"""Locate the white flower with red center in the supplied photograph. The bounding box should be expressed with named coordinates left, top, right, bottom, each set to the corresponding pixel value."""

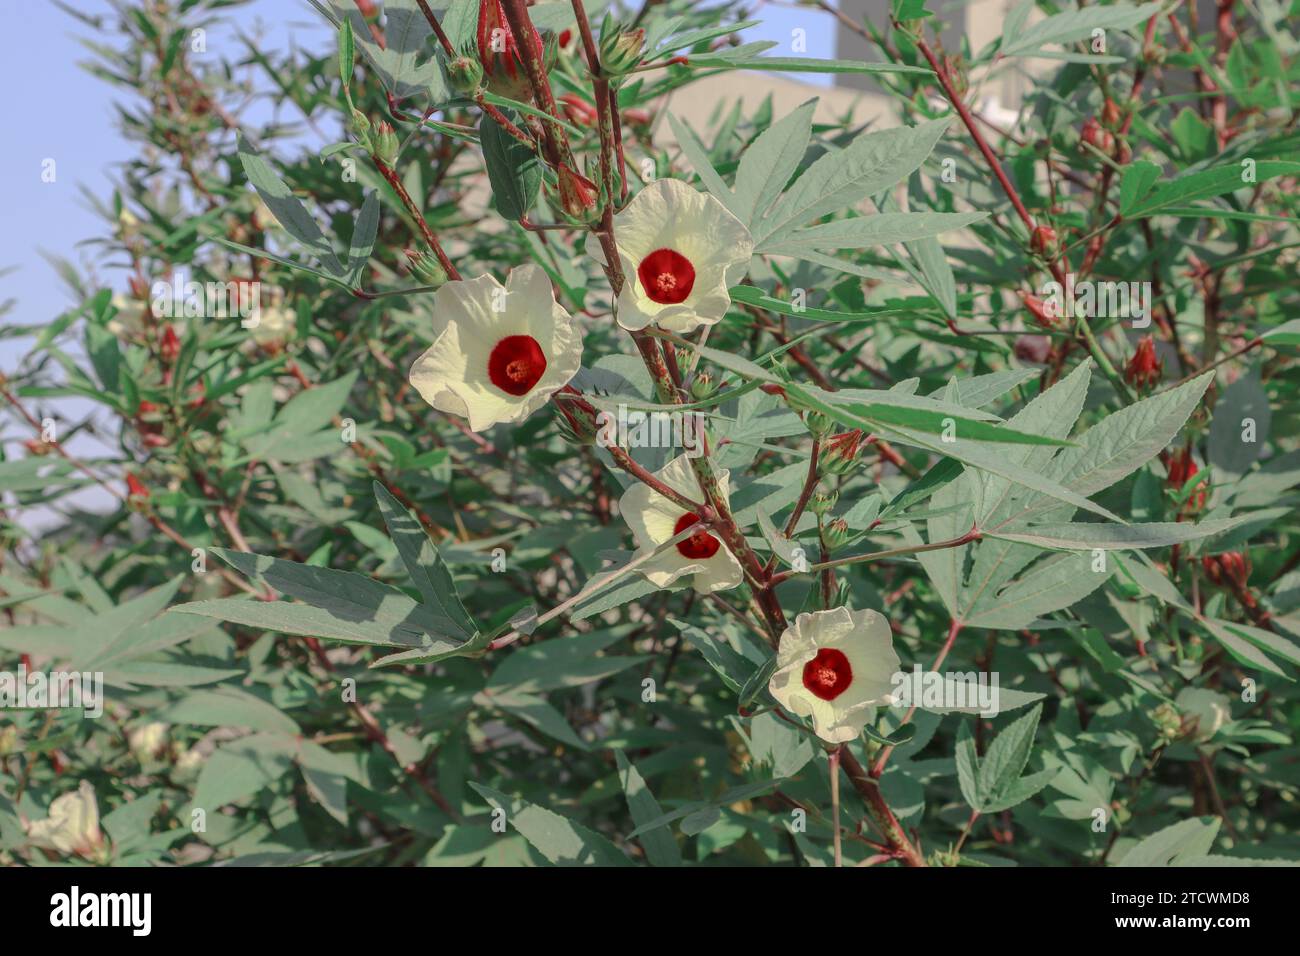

left=768, top=607, right=901, bottom=744
left=618, top=453, right=743, bottom=593
left=590, top=179, right=753, bottom=334
left=26, top=780, right=109, bottom=862
left=409, top=265, right=582, bottom=432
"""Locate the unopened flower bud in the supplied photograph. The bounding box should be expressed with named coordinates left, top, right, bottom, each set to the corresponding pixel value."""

left=554, top=165, right=600, bottom=222
left=126, top=473, right=150, bottom=505
left=1124, top=335, right=1162, bottom=390
left=553, top=398, right=597, bottom=446
left=160, top=325, right=181, bottom=364
left=447, top=52, right=484, bottom=95
left=1080, top=117, right=1115, bottom=155
left=1029, top=224, right=1058, bottom=257
left=599, top=22, right=645, bottom=76
left=1018, top=290, right=1059, bottom=329
left=805, top=411, right=834, bottom=437
left=1152, top=702, right=1182, bottom=742
left=820, top=429, right=864, bottom=475
left=405, top=249, right=448, bottom=288
left=350, top=108, right=371, bottom=139
left=372, top=120, right=399, bottom=165
left=1101, top=97, right=1123, bottom=128
left=477, top=0, right=542, bottom=101
left=822, top=517, right=851, bottom=550
left=1167, top=448, right=1206, bottom=514
left=808, top=489, right=838, bottom=517
left=690, top=371, right=716, bottom=402
left=1202, top=551, right=1252, bottom=601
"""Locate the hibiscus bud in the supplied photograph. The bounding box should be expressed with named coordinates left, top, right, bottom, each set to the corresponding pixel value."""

left=372, top=120, right=399, bottom=165
left=690, top=371, right=716, bottom=402
left=1018, top=290, right=1059, bottom=329
left=477, top=0, right=542, bottom=101
left=599, top=23, right=645, bottom=76
left=822, top=517, right=851, bottom=550
left=1029, top=224, right=1058, bottom=257
left=24, top=438, right=52, bottom=457
left=126, top=473, right=149, bottom=504
left=1080, top=117, right=1115, bottom=155
left=136, top=400, right=169, bottom=448
left=159, top=325, right=181, bottom=364
left=558, top=29, right=572, bottom=48
left=808, top=489, right=838, bottom=517
left=1124, top=335, right=1162, bottom=390
left=446, top=51, right=484, bottom=95
left=554, top=401, right=598, bottom=446
left=1101, top=97, right=1123, bottom=127
left=404, top=249, right=448, bottom=288
left=622, top=107, right=652, bottom=126
left=1152, top=701, right=1182, bottom=742
left=1202, top=551, right=1252, bottom=596
left=349, top=108, right=371, bottom=140
left=805, top=411, right=833, bottom=437
left=1167, top=448, right=1206, bottom=513
left=820, top=429, right=864, bottom=476
left=1014, top=334, right=1052, bottom=364
left=558, top=93, right=599, bottom=127
left=555, top=165, right=600, bottom=221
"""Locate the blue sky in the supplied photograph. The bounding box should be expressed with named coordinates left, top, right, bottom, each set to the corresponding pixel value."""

left=0, top=0, right=836, bottom=519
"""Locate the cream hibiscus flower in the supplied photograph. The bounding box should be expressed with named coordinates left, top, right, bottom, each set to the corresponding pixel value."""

left=409, top=265, right=582, bottom=432
left=768, top=607, right=901, bottom=744
left=128, top=721, right=169, bottom=762
left=618, top=453, right=743, bottom=593
left=591, top=179, right=753, bottom=334
left=1175, top=687, right=1231, bottom=743
left=26, top=780, right=109, bottom=863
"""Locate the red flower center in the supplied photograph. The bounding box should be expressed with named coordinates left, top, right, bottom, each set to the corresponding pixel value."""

left=638, top=248, right=695, bottom=305
left=673, top=513, right=720, bottom=560
left=802, top=648, right=853, bottom=701
left=488, top=335, right=547, bottom=396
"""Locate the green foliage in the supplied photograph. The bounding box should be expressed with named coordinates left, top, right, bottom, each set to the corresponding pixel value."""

left=3, top=0, right=1299, bottom=870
